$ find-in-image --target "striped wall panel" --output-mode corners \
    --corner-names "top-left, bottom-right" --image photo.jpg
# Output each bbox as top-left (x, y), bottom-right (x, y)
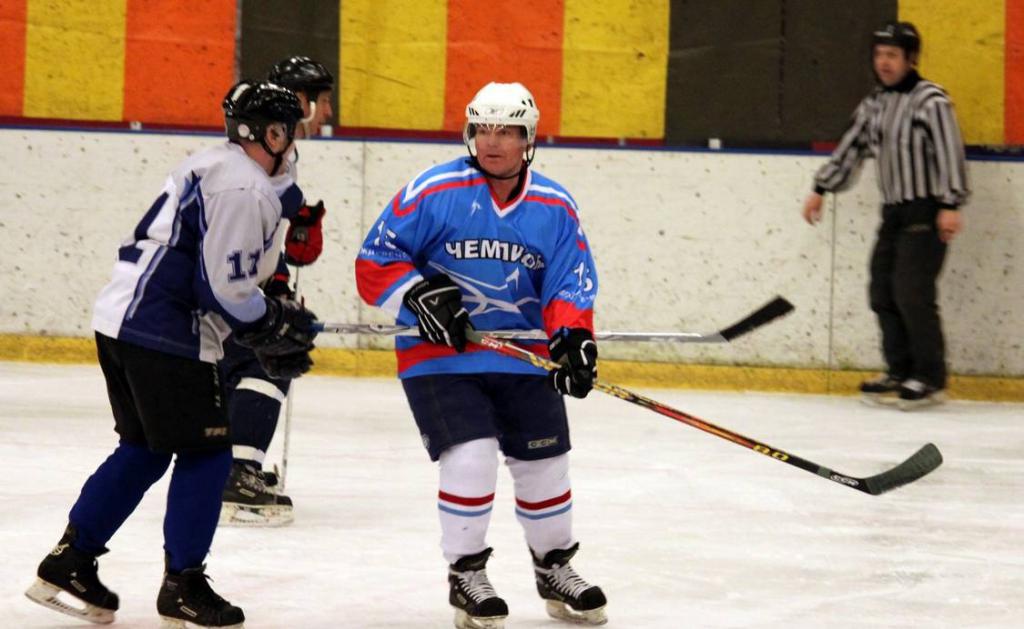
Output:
top-left (340, 0), bottom-right (448, 131)
top-left (562, 0), bottom-right (668, 139)
top-left (240, 0), bottom-right (340, 126)
top-left (0, 0), bottom-right (26, 117)
top-left (124, 0), bottom-right (235, 127)
top-left (1006, 0), bottom-right (1024, 143)
top-left (23, 0), bottom-right (127, 121)
top-left (0, 1), bottom-right (1022, 146)
top-left (901, 0), bottom-right (1006, 145)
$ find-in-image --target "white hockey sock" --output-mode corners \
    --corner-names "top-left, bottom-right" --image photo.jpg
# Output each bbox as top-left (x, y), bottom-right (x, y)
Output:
top-left (507, 453), bottom-right (574, 558)
top-left (438, 438), bottom-right (500, 564)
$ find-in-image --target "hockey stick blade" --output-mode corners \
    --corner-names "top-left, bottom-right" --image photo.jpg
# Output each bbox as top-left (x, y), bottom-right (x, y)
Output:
top-left (466, 328), bottom-right (942, 496)
top-left (717, 296), bottom-right (795, 341)
top-left (859, 443), bottom-right (943, 495)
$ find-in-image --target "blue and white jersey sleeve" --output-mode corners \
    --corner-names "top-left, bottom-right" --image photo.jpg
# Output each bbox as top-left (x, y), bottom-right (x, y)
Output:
top-left (197, 188), bottom-right (275, 329)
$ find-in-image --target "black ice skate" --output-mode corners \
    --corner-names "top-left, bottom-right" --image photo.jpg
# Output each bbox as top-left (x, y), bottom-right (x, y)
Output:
top-left (448, 548), bottom-right (509, 629)
top-left (897, 378), bottom-right (946, 411)
top-left (157, 564), bottom-right (245, 628)
top-left (859, 373), bottom-right (903, 406)
top-left (220, 461), bottom-right (293, 527)
top-left (25, 525), bottom-right (119, 624)
top-left (532, 543), bottom-right (607, 625)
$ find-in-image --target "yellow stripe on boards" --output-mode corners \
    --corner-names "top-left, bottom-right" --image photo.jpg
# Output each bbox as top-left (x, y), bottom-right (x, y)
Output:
top-left (899, 0), bottom-right (1004, 144)
top-left (340, 0), bottom-right (447, 130)
top-left (561, 0), bottom-right (669, 138)
top-left (3, 335), bottom-right (1022, 402)
top-left (23, 0), bottom-right (126, 121)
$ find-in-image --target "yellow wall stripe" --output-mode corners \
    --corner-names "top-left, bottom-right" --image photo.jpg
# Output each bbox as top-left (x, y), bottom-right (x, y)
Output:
top-left (899, 0), bottom-right (1004, 145)
top-left (23, 0), bottom-right (126, 121)
top-left (561, 0), bottom-right (669, 138)
top-left (340, 0), bottom-right (447, 130)
top-left (3, 334), bottom-right (1021, 402)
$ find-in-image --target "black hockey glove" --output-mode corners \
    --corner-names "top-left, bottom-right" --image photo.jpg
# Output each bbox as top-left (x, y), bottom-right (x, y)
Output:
top-left (402, 274), bottom-right (471, 353)
top-left (235, 298), bottom-right (318, 379)
top-left (548, 328), bottom-right (598, 398)
top-left (261, 271), bottom-right (295, 301)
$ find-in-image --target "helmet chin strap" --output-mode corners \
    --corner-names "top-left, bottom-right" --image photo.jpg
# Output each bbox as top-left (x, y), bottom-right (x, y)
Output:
top-left (260, 137), bottom-right (293, 176)
top-left (298, 102), bottom-right (317, 138)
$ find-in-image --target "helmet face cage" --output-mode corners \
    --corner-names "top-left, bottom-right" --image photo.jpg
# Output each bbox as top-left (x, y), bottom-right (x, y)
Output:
top-left (462, 82), bottom-right (540, 163)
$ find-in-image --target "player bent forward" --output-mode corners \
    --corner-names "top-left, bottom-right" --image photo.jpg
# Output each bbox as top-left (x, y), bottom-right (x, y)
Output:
top-left (356, 82), bottom-right (607, 628)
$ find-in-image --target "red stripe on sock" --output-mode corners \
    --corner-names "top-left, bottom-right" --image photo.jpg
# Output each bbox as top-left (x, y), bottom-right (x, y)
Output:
top-left (438, 490), bottom-right (495, 506)
top-left (516, 489), bottom-right (571, 510)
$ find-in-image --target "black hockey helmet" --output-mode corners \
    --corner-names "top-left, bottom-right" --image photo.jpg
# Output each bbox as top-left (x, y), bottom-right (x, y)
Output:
top-left (872, 21), bottom-right (921, 57)
top-left (267, 56), bottom-right (335, 98)
top-left (223, 80), bottom-right (304, 145)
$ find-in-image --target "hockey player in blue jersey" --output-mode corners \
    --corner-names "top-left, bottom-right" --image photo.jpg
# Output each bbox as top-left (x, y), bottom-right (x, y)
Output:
top-left (219, 56), bottom-right (334, 527)
top-left (356, 82), bottom-right (607, 628)
top-left (25, 81), bottom-right (318, 628)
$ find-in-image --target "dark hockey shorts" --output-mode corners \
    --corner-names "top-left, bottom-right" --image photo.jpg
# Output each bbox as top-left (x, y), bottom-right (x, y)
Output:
top-left (401, 373), bottom-right (571, 462)
top-left (95, 333), bottom-right (230, 453)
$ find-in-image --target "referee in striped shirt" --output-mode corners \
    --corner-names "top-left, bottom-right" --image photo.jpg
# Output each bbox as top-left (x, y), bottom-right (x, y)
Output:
top-left (802, 21), bottom-right (969, 409)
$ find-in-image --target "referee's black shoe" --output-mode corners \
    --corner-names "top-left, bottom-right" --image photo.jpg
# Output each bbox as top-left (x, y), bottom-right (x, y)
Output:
top-left (897, 378), bottom-right (946, 411)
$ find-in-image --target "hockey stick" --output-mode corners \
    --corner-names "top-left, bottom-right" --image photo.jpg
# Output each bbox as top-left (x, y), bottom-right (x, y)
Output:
top-left (279, 267), bottom-right (299, 491)
top-left (465, 329), bottom-right (942, 496)
top-left (314, 296), bottom-right (795, 343)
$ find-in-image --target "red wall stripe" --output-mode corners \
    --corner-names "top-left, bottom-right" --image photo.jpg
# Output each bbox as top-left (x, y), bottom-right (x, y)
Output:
top-left (123, 0), bottom-right (235, 126)
top-left (1007, 0), bottom-right (1024, 144)
top-left (0, 0), bottom-right (27, 116)
top-left (443, 0), bottom-right (565, 136)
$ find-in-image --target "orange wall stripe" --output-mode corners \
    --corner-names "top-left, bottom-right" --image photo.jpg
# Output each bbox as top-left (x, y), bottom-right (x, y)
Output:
top-left (444, 0), bottom-right (565, 136)
top-left (1007, 0), bottom-right (1024, 144)
top-left (0, 0), bottom-right (27, 116)
top-left (123, 0), bottom-right (235, 126)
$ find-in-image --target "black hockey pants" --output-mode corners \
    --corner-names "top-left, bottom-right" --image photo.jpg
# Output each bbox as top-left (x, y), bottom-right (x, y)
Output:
top-left (868, 198), bottom-right (949, 389)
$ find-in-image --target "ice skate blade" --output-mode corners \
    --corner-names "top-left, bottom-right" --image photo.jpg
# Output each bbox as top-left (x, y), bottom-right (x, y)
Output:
top-left (860, 393), bottom-right (899, 408)
top-left (219, 503), bottom-right (293, 527)
top-left (453, 607), bottom-right (506, 629)
top-left (898, 391), bottom-right (946, 412)
top-left (25, 578), bottom-right (115, 624)
top-left (545, 600), bottom-right (608, 625)
top-left (159, 615), bottom-right (244, 628)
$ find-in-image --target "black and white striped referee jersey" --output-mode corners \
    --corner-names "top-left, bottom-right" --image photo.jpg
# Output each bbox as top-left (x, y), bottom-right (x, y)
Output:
top-left (814, 70), bottom-right (969, 209)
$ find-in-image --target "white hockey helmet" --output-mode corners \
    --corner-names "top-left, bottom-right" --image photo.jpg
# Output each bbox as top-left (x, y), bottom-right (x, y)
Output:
top-left (463, 82), bottom-right (540, 147)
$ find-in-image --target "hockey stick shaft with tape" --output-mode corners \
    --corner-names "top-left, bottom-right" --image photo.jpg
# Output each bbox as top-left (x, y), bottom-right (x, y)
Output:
top-left (316, 296), bottom-right (795, 343)
top-left (465, 328), bottom-right (942, 496)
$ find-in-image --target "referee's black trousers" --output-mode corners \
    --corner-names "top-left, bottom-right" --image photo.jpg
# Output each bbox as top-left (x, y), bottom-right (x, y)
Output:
top-left (868, 199), bottom-right (949, 389)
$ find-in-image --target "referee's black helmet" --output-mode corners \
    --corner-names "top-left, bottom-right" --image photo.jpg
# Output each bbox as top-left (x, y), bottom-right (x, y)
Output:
top-left (873, 21), bottom-right (921, 57)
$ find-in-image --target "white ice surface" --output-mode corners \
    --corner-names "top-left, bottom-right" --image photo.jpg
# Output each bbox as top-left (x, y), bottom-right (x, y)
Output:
top-left (1, 362), bottom-right (1021, 628)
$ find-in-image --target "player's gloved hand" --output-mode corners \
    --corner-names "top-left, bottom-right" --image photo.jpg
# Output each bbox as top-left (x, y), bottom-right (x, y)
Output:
top-left (284, 201), bottom-right (326, 266)
top-left (402, 274), bottom-right (471, 353)
top-left (261, 271), bottom-right (295, 300)
top-left (235, 298), bottom-right (318, 379)
top-left (548, 328), bottom-right (598, 398)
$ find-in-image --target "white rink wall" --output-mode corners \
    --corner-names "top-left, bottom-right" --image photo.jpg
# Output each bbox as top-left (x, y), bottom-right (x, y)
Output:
top-left (1, 127), bottom-right (1021, 376)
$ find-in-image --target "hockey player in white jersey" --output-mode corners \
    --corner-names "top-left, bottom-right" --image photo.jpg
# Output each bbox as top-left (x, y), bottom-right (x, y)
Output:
top-left (357, 82), bottom-right (607, 628)
top-left (25, 81), bottom-right (318, 628)
top-left (219, 56), bottom-right (334, 527)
